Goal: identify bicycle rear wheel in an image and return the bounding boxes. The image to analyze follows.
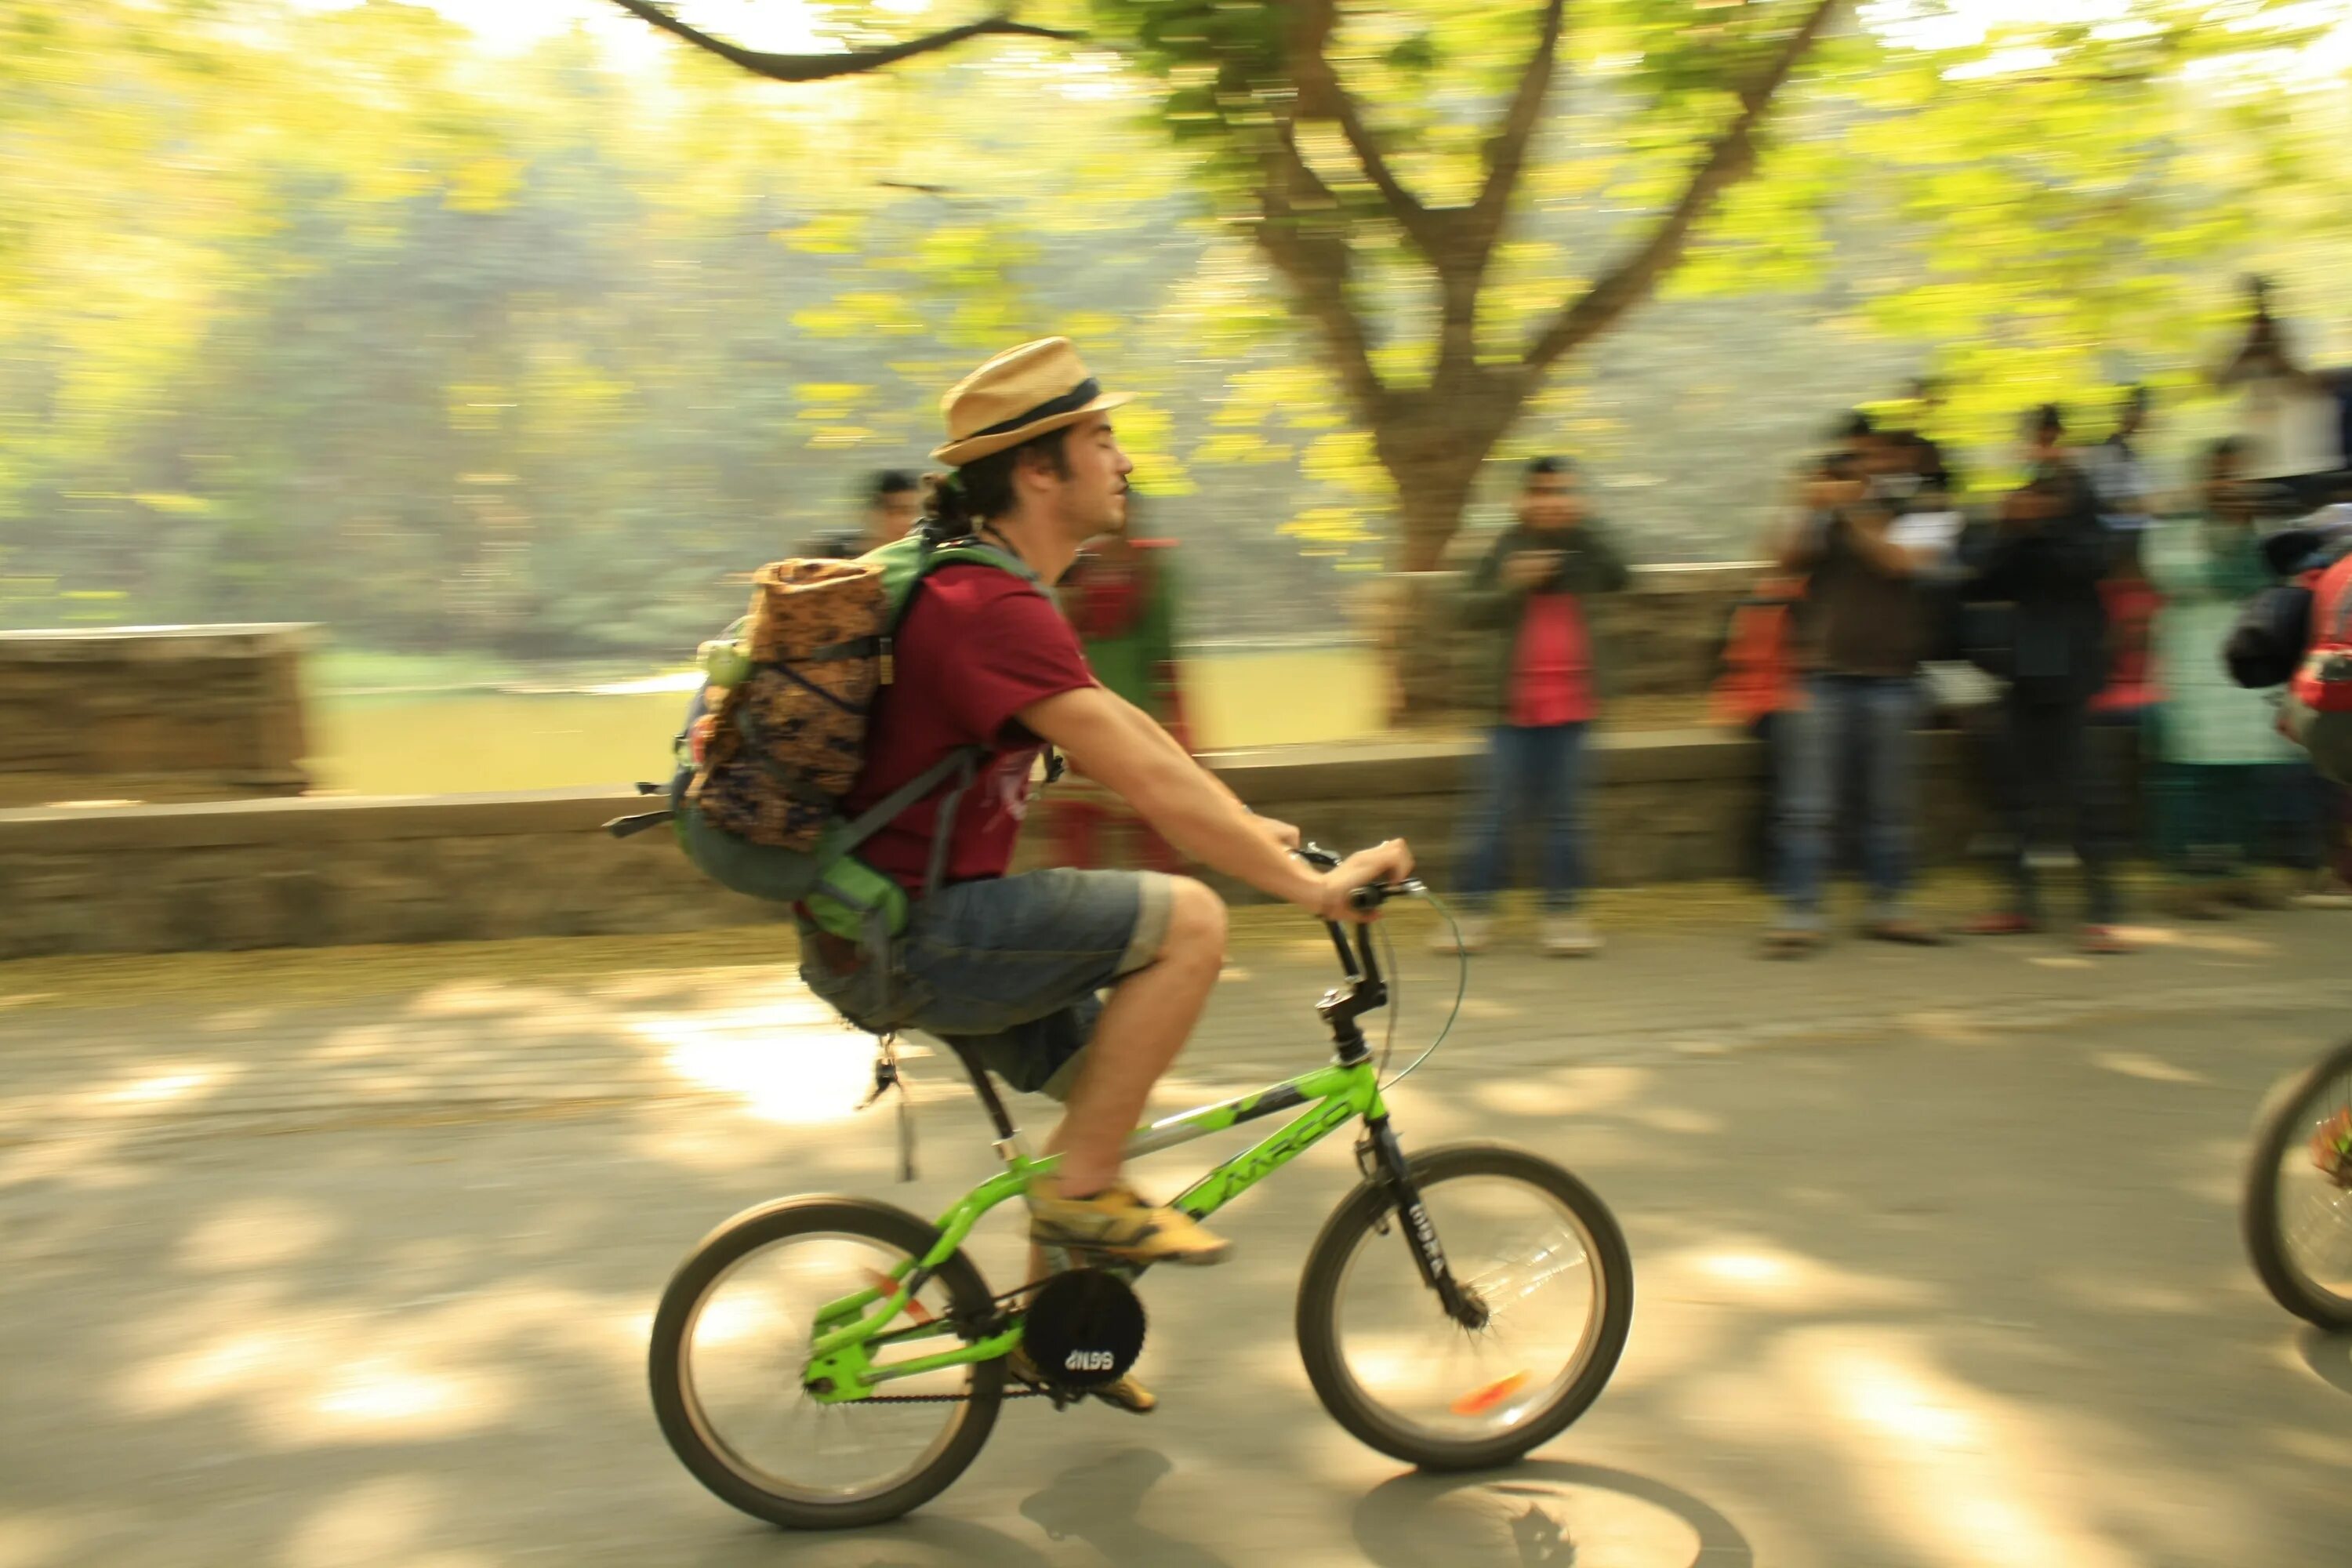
[648,1196,1005,1529]
[1297,1142,1632,1471]
[2244,1037,2352,1331]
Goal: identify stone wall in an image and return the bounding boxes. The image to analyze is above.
[0,728,2068,960]
[2,572,1761,817]
[0,624,313,807]
[1595,562,1771,699]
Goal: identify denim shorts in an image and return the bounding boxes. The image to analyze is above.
[797,867,1174,1100]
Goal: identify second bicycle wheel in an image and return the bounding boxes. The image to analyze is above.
[1297,1142,1632,1471]
[2244,1037,2352,1331]
[648,1196,1006,1530]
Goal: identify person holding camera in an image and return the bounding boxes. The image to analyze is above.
[1762,412,1947,956]
[1958,405,2128,952]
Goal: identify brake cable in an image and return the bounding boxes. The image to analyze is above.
[1379,887,1468,1091]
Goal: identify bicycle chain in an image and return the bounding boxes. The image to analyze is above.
[849,1275,1131,1406]
[851,1387,1053,1404]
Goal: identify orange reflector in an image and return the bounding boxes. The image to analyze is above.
[866,1270,935,1324]
[1450,1371,1530,1417]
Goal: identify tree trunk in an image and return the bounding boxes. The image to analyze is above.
[1377,387,1516,572]
[1370,388,1519,721]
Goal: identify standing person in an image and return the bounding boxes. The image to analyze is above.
[1439,456,1629,956]
[2147,439,2303,916]
[804,470,923,559]
[1960,405,2127,952]
[2087,390,2164,833]
[2212,277,2346,508]
[1047,506,1188,874]
[2085,386,2157,535]
[1711,574,1807,888]
[1762,414,1945,956]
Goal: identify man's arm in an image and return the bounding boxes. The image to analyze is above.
[1103,687,1271,826]
[1457,532,1529,630]
[1838,504,1936,578]
[1570,518,1632,594]
[1018,685,1406,918]
[1774,475,1852,572]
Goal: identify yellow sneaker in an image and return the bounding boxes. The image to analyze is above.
[1007,1345,1158,1414]
[1027,1182,1232,1266]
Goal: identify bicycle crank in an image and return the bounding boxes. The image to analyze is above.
[1018,1269,1146,1392]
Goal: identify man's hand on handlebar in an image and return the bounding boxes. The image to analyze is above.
[1308,839,1415,925]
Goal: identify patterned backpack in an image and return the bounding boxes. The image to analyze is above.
[608,525,1042,948]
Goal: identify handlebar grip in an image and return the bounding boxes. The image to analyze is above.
[1348,884,1387,913]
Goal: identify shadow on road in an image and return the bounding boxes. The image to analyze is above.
[2293,1326,2352,1401]
[1352,1461,1754,1568]
[1019,1446,1233,1568]
[687,1514,1051,1568]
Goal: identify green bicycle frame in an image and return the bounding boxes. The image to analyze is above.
[801,1058,1385,1401]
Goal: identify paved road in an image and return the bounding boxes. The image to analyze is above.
[4,903,2350,1567]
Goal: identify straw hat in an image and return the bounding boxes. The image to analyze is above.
[931,338,1131,466]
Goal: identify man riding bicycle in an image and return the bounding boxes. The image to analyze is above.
[794,339,1413,1399]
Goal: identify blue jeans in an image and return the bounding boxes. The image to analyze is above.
[1777,674,1920,924]
[1456,722,1591,914]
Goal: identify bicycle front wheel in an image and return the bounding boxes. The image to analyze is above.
[648,1196,1005,1530]
[1297,1142,1632,1471]
[2244,1037,2352,1331]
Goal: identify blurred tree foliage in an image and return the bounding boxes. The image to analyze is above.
[641,0,2346,568]
[2,0,2344,658]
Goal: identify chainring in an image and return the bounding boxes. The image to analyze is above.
[1018,1269,1146,1388]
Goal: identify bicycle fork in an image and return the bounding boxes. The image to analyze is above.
[1358,1115,1489,1330]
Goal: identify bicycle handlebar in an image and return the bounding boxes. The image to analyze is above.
[1296,841,1422,914]
[1348,880,1424,913]
[1294,846,1465,1083]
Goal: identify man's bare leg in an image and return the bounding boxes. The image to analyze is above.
[1015,878,1228,1409]
[1039,875,1227,1199]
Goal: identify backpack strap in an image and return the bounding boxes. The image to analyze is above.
[920,752,982,902]
[835,746,982,856]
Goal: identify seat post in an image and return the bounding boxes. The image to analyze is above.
[949,1041,1022,1150]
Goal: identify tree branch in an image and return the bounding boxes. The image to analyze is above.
[1466,0,1567,261]
[1286,0,1450,264]
[1252,121,1391,426]
[1523,0,1842,376]
[607,0,1082,84]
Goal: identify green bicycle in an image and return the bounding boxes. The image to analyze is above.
[647,852,1635,1530]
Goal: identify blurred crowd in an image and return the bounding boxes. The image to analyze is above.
[1343,278,2352,960]
[1708,285,2352,957]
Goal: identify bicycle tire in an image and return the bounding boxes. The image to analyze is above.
[648,1195,1006,1529]
[1296,1142,1632,1471]
[2243,1037,2352,1331]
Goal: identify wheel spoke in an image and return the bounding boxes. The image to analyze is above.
[2252,1050,2352,1327]
[1308,1156,1625,1461]
[659,1222,994,1519]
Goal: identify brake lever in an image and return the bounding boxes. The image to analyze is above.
[1346,878,1427,913]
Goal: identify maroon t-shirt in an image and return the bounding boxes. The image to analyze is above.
[847,564,1098,892]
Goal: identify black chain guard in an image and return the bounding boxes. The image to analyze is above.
[1018,1269,1145,1388]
